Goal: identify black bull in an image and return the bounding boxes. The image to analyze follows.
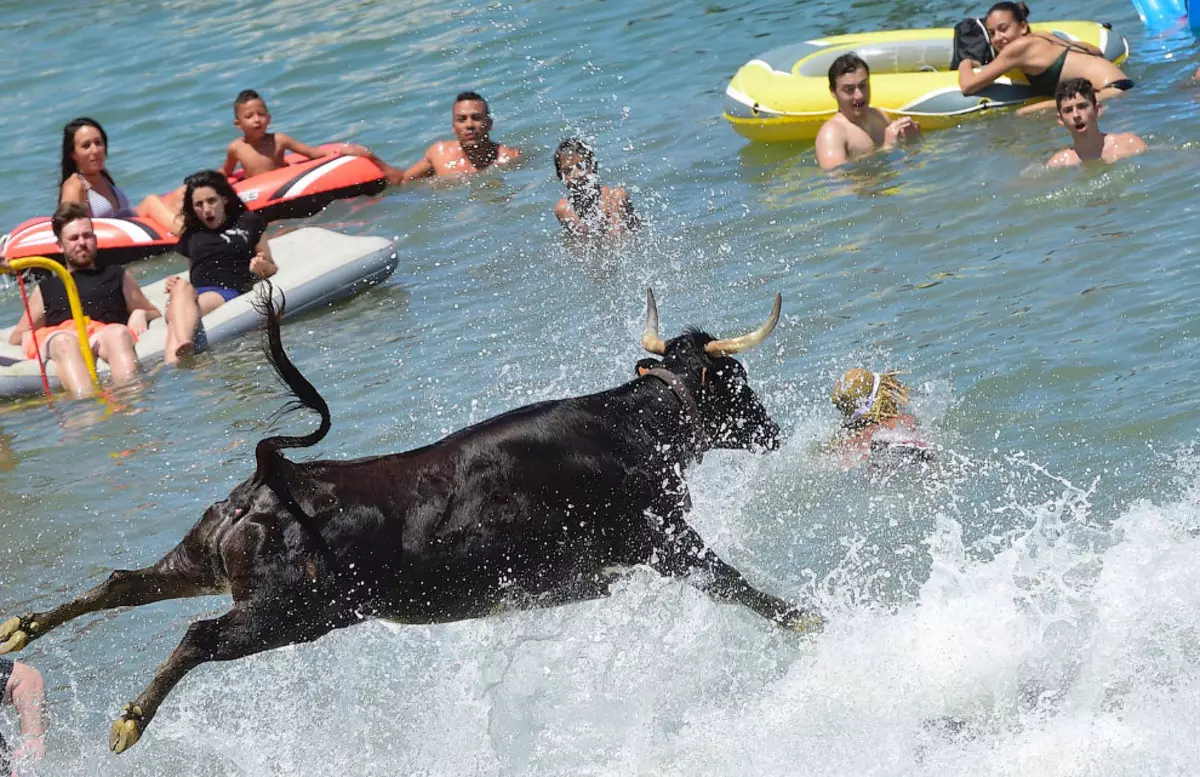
[0,287,822,752]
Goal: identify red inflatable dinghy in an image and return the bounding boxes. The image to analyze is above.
[232,143,387,222]
[2,215,176,266]
[2,144,387,264]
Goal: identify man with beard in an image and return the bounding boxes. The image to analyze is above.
[400,92,521,181]
[815,53,921,171]
[8,202,160,397]
[1047,78,1146,167]
[552,138,640,239]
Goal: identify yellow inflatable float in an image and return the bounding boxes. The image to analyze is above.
[723,21,1129,143]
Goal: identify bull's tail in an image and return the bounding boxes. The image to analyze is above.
[253,280,332,460]
[250,281,335,563]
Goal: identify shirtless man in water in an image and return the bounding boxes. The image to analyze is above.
[400,92,521,181]
[1046,78,1146,168]
[815,53,921,171]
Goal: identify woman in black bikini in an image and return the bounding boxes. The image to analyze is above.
[958,2,1134,115]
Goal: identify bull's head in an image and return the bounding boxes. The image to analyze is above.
[639,289,782,452]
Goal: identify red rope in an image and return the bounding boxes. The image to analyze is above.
[16,272,52,398]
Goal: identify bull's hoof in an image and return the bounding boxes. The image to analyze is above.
[781,609,825,635]
[0,614,40,654]
[110,704,143,753]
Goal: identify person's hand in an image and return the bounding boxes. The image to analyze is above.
[883,117,920,147]
[20,331,32,351]
[249,252,271,277]
[127,308,149,336]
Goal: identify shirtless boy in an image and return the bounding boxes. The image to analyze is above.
[1046,78,1146,168]
[814,54,921,171]
[222,90,404,184]
[400,92,521,181]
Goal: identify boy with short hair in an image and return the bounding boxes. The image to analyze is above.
[1047,78,1147,167]
[221,89,404,183]
[814,53,921,171]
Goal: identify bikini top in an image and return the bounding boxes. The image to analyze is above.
[79,174,134,218]
[1024,48,1068,97]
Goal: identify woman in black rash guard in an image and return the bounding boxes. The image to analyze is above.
[164,170,276,364]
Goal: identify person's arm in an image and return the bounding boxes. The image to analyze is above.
[59,174,87,208]
[5,663,47,764]
[277,133,329,161]
[249,232,277,279]
[400,146,438,183]
[814,122,849,171]
[221,142,241,178]
[121,270,161,335]
[615,188,641,232]
[334,143,406,184]
[496,144,521,166]
[136,194,183,234]
[958,38,1029,94]
[9,288,44,345]
[554,199,583,233]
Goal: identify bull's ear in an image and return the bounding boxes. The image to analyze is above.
[635,357,662,376]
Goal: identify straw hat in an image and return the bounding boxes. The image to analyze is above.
[831,368,909,426]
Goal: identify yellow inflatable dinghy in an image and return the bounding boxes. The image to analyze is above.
[723,21,1128,143]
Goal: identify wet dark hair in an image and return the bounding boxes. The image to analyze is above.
[61,117,116,187]
[180,169,247,234]
[1055,77,1097,108]
[454,91,489,112]
[987,2,1030,22]
[827,53,870,91]
[553,138,597,180]
[234,89,265,114]
[51,201,90,241]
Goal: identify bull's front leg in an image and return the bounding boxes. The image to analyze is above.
[648,516,824,635]
[1,562,221,654]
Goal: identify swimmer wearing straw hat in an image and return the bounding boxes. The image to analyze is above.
[829,368,932,467]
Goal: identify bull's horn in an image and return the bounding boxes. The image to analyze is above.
[704,293,782,355]
[641,288,667,355]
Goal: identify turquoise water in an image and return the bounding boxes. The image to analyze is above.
[3,0,1200,774]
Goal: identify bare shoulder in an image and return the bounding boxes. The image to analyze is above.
[1047,148,1079,168]
[816,115,847,144]
[1116,132,1148,154]
[60,173,86,201]
[497,144,521,164]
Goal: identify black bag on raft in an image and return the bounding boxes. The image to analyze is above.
[950,17,994,69]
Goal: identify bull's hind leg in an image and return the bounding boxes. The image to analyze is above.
[110,602,339,753]
[0,559,221,654]
[649,520,824,634]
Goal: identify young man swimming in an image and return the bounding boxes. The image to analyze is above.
[552,138,640,239]
[1046,78,1146,167]
[400,92,521,181]
[814,53,921,171]
[221,89,403,183]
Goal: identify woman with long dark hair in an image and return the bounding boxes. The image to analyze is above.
[58,116,179,227]
[164,170,276,363]
[958,2,1134,115]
